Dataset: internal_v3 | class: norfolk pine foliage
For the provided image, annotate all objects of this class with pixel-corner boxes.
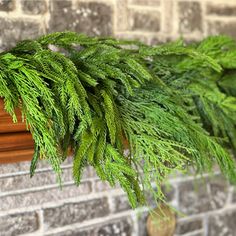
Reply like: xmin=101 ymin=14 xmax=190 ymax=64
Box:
xmin=1 ymin=32 xmax=236 ymax=208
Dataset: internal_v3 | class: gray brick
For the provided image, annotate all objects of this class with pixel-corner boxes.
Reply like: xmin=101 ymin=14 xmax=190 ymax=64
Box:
xmin=178 ymin=176 xmax=228 ymax=214
xmin=131 ymin=0 xmax=160 ymax=6
xmin=0 ymin=157 xmax=76 ymax=176
xmin=175 ymin=217 xmax=203 ymax=235
xmin=83 ymin=166 xmax=97 ymax=179
xmin=144 ymin=184 xmax=176 ymax=208
xmin=112 ymin=195 xmax=131 ymax=212
xmin=208 ymin=175 xmax=229 ymax=209
xmin=75 ymin=2 xmax=113 ymax=36
xmin=178 ymin=2 xmax=202 ymax=33
xmin=0 ymin=182 xmax=92 ymax=211
xmin=46 ymin=217 xmax=133 ymax=236
xmin=0 ymin=157 xmax=94 ymax=178
xmin=144 ymin=189 xmax=158 ymax=208
xmin=48 ymin=0 xmax=73 ymax=32
xmin=93 ymin=179 xmax=114 ymax=192
xmin=0 ymin=212 xmax=39 ymax=236
xmin=0 ymin=0 xmax=15 ymax=11
xmin=129 ymin=9 xmax=160 ymax=32
xmin=115 ymin=0 xmax=129 ymax=31
xmin=115 ymin=32 xmax=149 ymax=44
xmin=94 ymin=217 xmax=133 ymax=236
xmin=207 ymin=20 xmax=236 ymax=40
xmin=0 ymin=17 xmax=43 ymax=49
xmin=21 ymin=0 xmax=47 ymax=15
xmin=150 ymin=36 xmax=172 ymax=45
xmin=138 ymin=211 xmax=148 ymax=236
xmin=0 ymin=168 xmax=73 ymax=192
xmin=208 ymin=210 xmax=236 ymax=236
xmin=48 ymin=1 xmax=113 ymax=36
xmin=191 ymin=232 xmax=204 ymax=236
xmin=0 ymin=160 xmax=53 ymax=175
xmin=0 ymin=161 xmax=31 ymax=174
xmin=162 ymin=183 xmax=176 ymax=202
xmin=46 ymin=228 xmax=91 ymax=236
xmin=232 ymin=187 xmax=236 ymax=202
xmin=207 ymin=3 xmax=236 ymax=16
xmin=43 ymin=197 xmax=110 ymax=229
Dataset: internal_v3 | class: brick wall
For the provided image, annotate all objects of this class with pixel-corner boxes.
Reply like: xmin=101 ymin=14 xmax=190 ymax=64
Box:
xmin=1 ymin=159 xmax=236 ymax=236
xmin=0 ymin=0 xmax=236 ymax=235
xmin=1 ymin=0 xmax=236 ymax=50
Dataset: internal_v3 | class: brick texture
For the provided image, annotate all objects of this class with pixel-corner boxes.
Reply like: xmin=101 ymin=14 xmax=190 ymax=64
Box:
xmin=0 ymin=0 xmax=15 ymax=11
xmin=208 ymin=209 xmax=236 ymax=236
xmin=179 ymin=177 xmax=228 ymax=214
xmin=0 ymin=18 xmax=43 ymax=49
xmin=206 ymin=3 xmax=236 ymax=16
xmin=129 ymin=9 xmax=160 ymax=32
xmin=21 ymin=0 xmax=47 ymax=15
xmin=112 ymin=195 xmax=131 ymax=213
xmin=207 ymin=20 xmax=236 ymax=39
xmin=1 ymin=0 xmax=236 ymax=235
xmin=0 ymin=182 xmax=92 ymax=211
xmin=131 ymin=0 xmax=160 ymax=6
xmin=46 ymin=217 xmax=133 ymax=236
xmin=0 ymin=212 xmax=39 ymax=236
xmin=0 ymin=0 xmax=235 ymax=50
xmin=176 ymin=217 xmax=203 ymax=235
xmin=94 ymin=218 xmax=133 ymax=236
xmin=43 ymin=197 xmax=110 ymax=229
xmin=178 ymin=1 xmax=203 ymax=34
xmin=48 ymin=1 xmax=113 ymax=36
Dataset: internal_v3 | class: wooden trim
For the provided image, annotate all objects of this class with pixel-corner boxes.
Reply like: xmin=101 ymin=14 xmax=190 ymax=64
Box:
xmin=0 ymin=98 xmax=34 ymax=164
xmin=0 ymin=115 xmax=28 ymax=133
xmin=0 ymin=132 xmax=34 ymax=152
xmin=0 ymin=99 xmax=27 ymax=133
xmin=0 ymin=149 xmax=34 ymax=164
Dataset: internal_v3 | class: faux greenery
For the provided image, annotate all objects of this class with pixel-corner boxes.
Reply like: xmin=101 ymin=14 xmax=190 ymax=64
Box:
xmin=1 ymin=32 xmax=236 ymax=208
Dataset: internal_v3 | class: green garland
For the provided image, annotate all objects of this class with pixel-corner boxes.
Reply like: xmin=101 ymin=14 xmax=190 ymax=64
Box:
xmin=0 ymin=32 xmax=236 ymax=208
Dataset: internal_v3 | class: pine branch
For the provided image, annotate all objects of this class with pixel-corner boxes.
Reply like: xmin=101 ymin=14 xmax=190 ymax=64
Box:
xmin=0 ymin=32 xmax=235 ymax=208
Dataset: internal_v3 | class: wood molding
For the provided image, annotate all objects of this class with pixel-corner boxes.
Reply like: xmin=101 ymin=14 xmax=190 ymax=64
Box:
xmin=0 ymin=98 xmax=34 ymax=164
xmin=0 ymin=149 xmax=34 ymax=164
xmin=0 ymin=132 xmax=34 ymax=152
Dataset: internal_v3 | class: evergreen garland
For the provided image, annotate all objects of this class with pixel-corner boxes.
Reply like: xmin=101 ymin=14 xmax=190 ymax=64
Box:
xmin=145 ymin=35 xmax=236 ymax=154
xmin=0 ymin=32 xmax=236 ymax=207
